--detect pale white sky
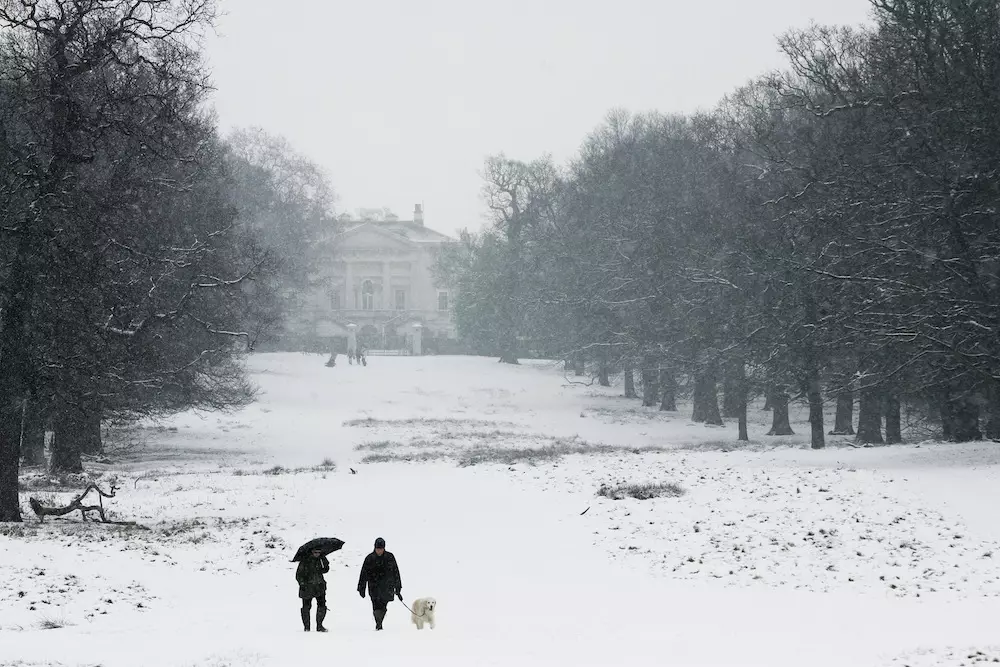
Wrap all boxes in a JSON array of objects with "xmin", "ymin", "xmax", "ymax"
[{"xmin": 205, "ymin": 0, "xmax": 873, "ymax": 238}]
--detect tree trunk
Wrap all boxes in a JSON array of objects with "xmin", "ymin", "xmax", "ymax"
[
  {"xmin": 722, "ymin": 362, "xmax": 742, "ymax": 418},
  {"xmin": 940, "ymin": 388, "xmax": 954, "ymax": 441},
  {"xmin": 856, "ymin": 388, "xmax": 884, "ymax": 444},
  {"xmin": 766, "ymin": 389, "xmax": 794, "ymax": 435},
  {"xmin": 763, "ymin": 391, "xmax": 773, "ymax": 411},
  {"xmin": 692, "ymin": 370, "xmax": 723, "ymax": 425},
  {"xmin": 884, "ymin": 389, "xmax": 902, "ymax": 444},
  {"xmin": 499, "ymin": 346, "xmax": 519, "ymax": 365},
  {"xmin": 623, "ymin": 364, "xmax": 637, "ymax": 399},
  {"xmin": 945, "ymin": 390, "xmax": 982, "ymax": 442},
  {"xmin": 806, "ymin": 368, "xmax": 825, "ymax": 450},
  {"xmin": 20, "ymin": 397, "xmax": 46, "ymax": 468},
  {"xmin": 0, "ymin": 245, "xmax": 36, "ymax": 521},
  {"xmin": 737, "ymin": 362, "xmax": 749, "ymax": 441},
  {"xmin": 984, "ymin": 382, "xmax": 1000, "ymax": 440},
  {"xmin": 641, "ymin": 354, "xmax": 658, "ymax": 407},
  {"xmin": 0, "ymin": 398, "xmax": 22, "ymax": 521},
  {"xmin": 81, "ymin": 405, "xmax": 103, "ymax": 455},
  {"xmin": 659, "ymin": 366, "xmax": 677, "ymax": 411},
  {"xmin": 831, "ymin": 390, "xmax": 855, "ymax": 435},
  {"xmin": 597, "ymin": 349, "xmax": 610, "ymax": 387},
  {"xmin": 49, "ymin": 408, "xmax": 85, "ymax": 475}
]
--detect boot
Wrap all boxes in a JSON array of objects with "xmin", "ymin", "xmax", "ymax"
[
  {"xmin": 374, "ymin": 608, "xmax": 386, "ymax": 630},
  {"xmin": 316, "ymin": 605, "xmax": 328, "ymax": 632},
  {"xmin": 301, "ymin": 608, "xmax": 310, "ymax": 631}
]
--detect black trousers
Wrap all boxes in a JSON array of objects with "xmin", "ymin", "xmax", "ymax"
[{"xmin": 302, "ymin": 595, "xmax": 327, "ymax": 610}]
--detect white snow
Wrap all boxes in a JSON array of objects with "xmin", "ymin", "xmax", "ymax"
[{"xmin": 2, "ymin": 353, "xmax": 1000, "ymax": 666}]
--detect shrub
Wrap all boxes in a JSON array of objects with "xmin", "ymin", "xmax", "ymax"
[{"xmin": 597, "ymin": 482, "xmax": 685, "ymax": 500}]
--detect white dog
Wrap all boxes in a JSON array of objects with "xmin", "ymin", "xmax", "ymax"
[{"xmin": 409, "ymin": 597, "xmax": 437, "ymax": 630}]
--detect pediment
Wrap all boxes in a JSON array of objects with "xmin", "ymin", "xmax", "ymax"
[{"xmin": 337, "ymin": 223, "xmax": 416, "ymax": 251}]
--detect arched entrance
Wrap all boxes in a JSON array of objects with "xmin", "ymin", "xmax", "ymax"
[{"xmin": 361, "ymin": 280, "xmax": 375, "ymax": 310}]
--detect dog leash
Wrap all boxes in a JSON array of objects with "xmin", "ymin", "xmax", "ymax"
[{"xmin": 397, "ymin": 596, "xmax": 425, "ymax": 617}]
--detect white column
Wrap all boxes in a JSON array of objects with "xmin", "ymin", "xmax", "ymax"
[
  {"xmin": 347, "ymin": 323, "xmax": 357, "ymax": 355},
  {"xmin": 411, "ymin": 323, "xmax": 422, "ymax": 355},
  {"xmin": 344, "ymin": 261, "xmax": 353, "ymax": 309},
  {"xmin": 382, "ymin": 261, "xmax": 392, "ymax": 310}
]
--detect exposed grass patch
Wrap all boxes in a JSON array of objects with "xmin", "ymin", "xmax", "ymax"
[
  {"xmin": 361, "ymin": 451, "xmax": 450, "ymax": 464},
  {"xmin": 36, "ymin": 615, "xmax": 73, "ymax": 630},
  {"xmin": 457, "ymin": 445, "xmax": 571, "ymax": 467},
  {"xmin": 597, "ymin": 481, "xmax": 685, "ymax": 500},
  {"xmin": 343, "ymin": 417, "xmax": 517, "ymax": 429},
  {"xmin": 232, "ymin": 461, "xmax": 336, "ymax": 476},
  {"xmin": 355, "ymin": 434, "xmax": 672, "ymax": 467},
  {"xmin": 355, "ymin": 438, "xmax": 463, "ymax": 452},
  {"xmin": 354, "ymin": 440, "xmax": 402, "ymax": 451}
]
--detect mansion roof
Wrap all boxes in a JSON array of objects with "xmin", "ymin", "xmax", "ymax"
[{"xmin": 339, "ymin": 220, "xmax": 453, "ymax": 245}]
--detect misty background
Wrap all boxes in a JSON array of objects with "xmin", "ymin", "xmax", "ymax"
[{"xmin": 204, "ymin": 0, "xmax": 872, "ymax": 235}]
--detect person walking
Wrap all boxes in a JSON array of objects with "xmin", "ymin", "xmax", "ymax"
[
  {"xmin": 296, "ymin": 548, "xmax": 330, "ymax": 632},
  {"xmin": 357, "ymin": 537, "xmax": 402, "ymax": 630}
]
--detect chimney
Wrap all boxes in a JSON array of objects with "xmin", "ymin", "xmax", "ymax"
[{"xmin": 413, "ymin": 204, "xmax": 424, "ymax": 226}]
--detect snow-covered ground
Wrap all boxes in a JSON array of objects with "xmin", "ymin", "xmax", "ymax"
[{"xmin": 2, "ymin": 353, "xmax": 1000, "ymax": 666}]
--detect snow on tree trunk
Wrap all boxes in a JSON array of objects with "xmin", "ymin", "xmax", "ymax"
[
  {"xmin": 659, "ymin": 367, "xmax": 677, "ymax": 411},
  {"xmin": 856, "ymin": 388, "xmax": 884, "ymax": 444},
  {"xmin": 766, "ymin": 389, "xmax": 794, "ymax": 435},
  {"xmin": 573, "ymin": 351, "xmax": 585, "ymax": 377},
  {"xmin": 692, "ymin": 371, "xmax": 723, "ymax": 425},
  {"xmin": 884, "ymin": 390, "xmax": 902, "ymax": 444},
  {"xmin": 831, "ymin": 390, "xmax": 855, "ymax": 435},
  {"xmin": 624, "ymin": 364, "xmax": 637, "ymax": 399}
]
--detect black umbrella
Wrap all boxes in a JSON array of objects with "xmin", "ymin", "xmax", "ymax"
[{"xmin": 291, "ymin": 537, "xmax": 345, "ymax": 562}]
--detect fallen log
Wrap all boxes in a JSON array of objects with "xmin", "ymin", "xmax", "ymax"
[{"xmin": 29, "ymin": 483, "xmax": 131, "ymax": 524}]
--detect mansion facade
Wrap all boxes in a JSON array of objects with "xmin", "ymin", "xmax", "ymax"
[{"xmin": 305, "ymin": 205, "xmax": 458, "ymax": 354}]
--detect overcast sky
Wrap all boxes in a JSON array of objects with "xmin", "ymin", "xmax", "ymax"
[{"xmin": 204, "ymin": 0, "xmax": 873, "ymax": 238}]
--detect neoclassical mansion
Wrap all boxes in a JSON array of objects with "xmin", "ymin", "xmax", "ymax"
[{"xmin": 306, "ymin": 205, "xmax": 457, "ymax": 354}]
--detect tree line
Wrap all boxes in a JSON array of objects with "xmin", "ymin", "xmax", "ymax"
[
  {"xmin": 0, "ymin": 0, "xmax": 335, "ymax": 522},
  {"xmin": 439, "ymin": 0, "xmax": 1000, "ymax": 449}
]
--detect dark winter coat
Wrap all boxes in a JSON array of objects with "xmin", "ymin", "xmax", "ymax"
[
  {"xmin": 357, "ymin": 551, "xmax": 401, "ymax": 605},
  {"xmin": 296, "ymin": 555, "xmax": 330, "ymax": 599}
]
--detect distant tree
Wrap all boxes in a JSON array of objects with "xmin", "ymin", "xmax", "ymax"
[{"xmin": 0, "ymin": 0, "xmax": 260, "ymax": 520}]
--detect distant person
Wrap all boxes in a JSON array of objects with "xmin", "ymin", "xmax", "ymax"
[
  {"xmin": 358, "ymin": 345, "xmax": 367, "ymax": 366},
  {"xmin": 357, "ymin": 537, "xmax": 402, "ymax": 630},
  {"xmin": 296, "ymin": 548, "xmax": 330, "ymax": 632}
]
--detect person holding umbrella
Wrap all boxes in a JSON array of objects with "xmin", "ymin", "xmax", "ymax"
[
  {"xmin": 292, "ymin": 537, "xmax": 345, "ymax": 632},
  {"xmin": 357, "ymin": 537, "xmax": 402, "ymax": 631}
]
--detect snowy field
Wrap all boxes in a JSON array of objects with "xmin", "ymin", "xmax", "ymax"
[{"xmin": 2, "ymin": 353, "xmax": 1000, "ymax": 666}]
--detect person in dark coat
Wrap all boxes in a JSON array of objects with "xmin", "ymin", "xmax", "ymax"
[
  {"xmin": 357, "ymin": 537, "xmax": 402, "ymax": 630},
  {"xmin": 297, "ymin": 548, "xmax": 330, "ymax": 632}
]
